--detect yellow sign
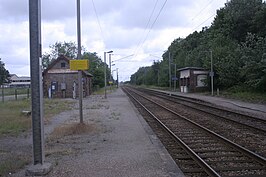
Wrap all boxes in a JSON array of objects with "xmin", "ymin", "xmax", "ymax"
[{"xmin": 70, "ymin": 59, "xmax": 89, "ymax": 70}]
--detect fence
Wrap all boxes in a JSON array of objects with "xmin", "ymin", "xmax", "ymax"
[{"xmin": 1, "ymin": 87, "xmax": 31, "ymax": 102}]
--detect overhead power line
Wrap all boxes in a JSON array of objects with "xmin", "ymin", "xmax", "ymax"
[
  {"xmin": 191, "ymin": 13, "xmax": 216, "ymax": 32},
  {"xmin": 133, "ymin": 0, "xmax": 159, "ymax": 56},
  {"xmin": 133, "ymin": 0, "xmax": 168, "ymax": 59},
  {"xmin": 91, "ymin": 0, "xmax": 105, "ymax": 42},
  {"xmin": 177, "ymin": 0, "xmax": 218, "ymax": 35}
]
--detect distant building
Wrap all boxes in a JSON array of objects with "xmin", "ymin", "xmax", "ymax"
[
  {"xmin": 177, "ymin": 67, "xmax": 209, "ymax": 93},
  {"xmin": 9, "ymin": 74, "xmax": 31, "ymax": 88},
  {"xmin": 43, "ymin": 55, "xmax": 93, "ymax": 98}
]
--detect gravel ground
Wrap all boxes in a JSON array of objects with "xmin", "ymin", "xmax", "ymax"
[{"xmin": 7, "ymin": 88, "xmax": 183, "ymax": 177}]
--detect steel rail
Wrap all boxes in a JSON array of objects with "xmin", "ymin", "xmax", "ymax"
[
  {"xmin": 145, "ymin": 87, "xmax": 266, "ymax": 122},
  {"xmin": 137, "ymin": 87, "xmax": 266, "ymax": 133},
  {"xmin": 123, "ymin": 87, "xmax": 221, "ymax": 177},
  {"xmin": 126, "ymin": 87, "xmax": 266, "ymax": 166}
]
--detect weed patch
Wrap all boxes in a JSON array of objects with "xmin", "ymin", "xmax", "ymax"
[
  {"xmin": 0, "ymin": 98, "xmax": 75, "ymax": 136},
  {"xmin": 49, "ymin": 123, "xmax": 96, "ymax": 140},
  {"xmin": 0, "ymin": 99, "xmax": 31, "ymax": 136},
  {"xmin": 0, "ymin": 154, "xmax": 30, "ymax": 176}
]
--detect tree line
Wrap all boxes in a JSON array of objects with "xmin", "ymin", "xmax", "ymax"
[{"xmin": 130, "ymin": 0, "xmax": 266, "ymax": 93}]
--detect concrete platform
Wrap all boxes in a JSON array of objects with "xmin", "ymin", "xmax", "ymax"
[
  {"xmin": 13, "ymin": 88, "xmax": 184, "ymax": 177},
  {"xmin": 154, "ymin": 89, "xmax": 266, "ymax": 120}
]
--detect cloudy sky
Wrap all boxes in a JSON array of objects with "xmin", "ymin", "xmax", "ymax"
[{"xmin": 0, "ymin": 0, "xmax": 227, "ymax": 81}]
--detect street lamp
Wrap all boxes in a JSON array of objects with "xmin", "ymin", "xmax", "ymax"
[
  {"xmin": 104, "ymin": 50, "xmax": 113, "ymax": 98},
  {"xmin": 109, "ymin": 53, "xmax": 113, "ymax": 83}
]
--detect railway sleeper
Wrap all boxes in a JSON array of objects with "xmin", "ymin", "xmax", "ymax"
[
  {"xmin": 199, "ymin": 153, "xmax": 242, "ymax": 158},
  {"xmin": 213, "ymin": 164, "xmax": 265, "ymax": 170},
  {"xmin": 219, "ymin": 168, "xmax": 266, "ymax": 176},
  {"xmin": 181, "ymin": 167, "xmax": 206, "ymax": 173},
  {"xmin": 193, "ymin": 147, "xmax": 229, "ymax": 153}
]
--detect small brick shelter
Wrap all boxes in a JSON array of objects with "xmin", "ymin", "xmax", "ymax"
[
  {"xmin": 178, "ymin": 67, "xmax": 208, "ymax": 93},
  {"xmin": 43, "ymin": 55, "xmax": 93, "ymax": 98}
]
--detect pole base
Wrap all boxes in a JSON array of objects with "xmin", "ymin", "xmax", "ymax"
[{"xmin": 25, "ymin": 162, "xmax": 52, "ymax": 176}]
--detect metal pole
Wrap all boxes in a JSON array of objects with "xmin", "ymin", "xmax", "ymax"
[
  {"xmin": 210, "ymin": 50, "xmax": 214, "ymax": 96},
  {"xmin": 104, "ymin": 52, "xmax": 107, "ymax": 99},
  {"xmin": 157, "ymin": 69, "xmax": 159, "ymax": 86},
  {"xmin": 109, "ymin": 54, "xmax": 112, "ymax": 82},
  {"xmin": 27, "ymin": 88, "xmax": 30, "ymax": 98},
  {"xmin": 174, "ymin": 64, "xmax": 176, "ymax": 91},
  {"xmin": 1, "ymin": 85, "xmax": 4, "ymax": 102},
  {"xmin": 116, "ymin": 68, "xmax": 119, "ymax": 88},
  {"xmin": 29, "ymin": 0, "xmax": 44, "ymax": 165},
  {"xmin": 109, "ymin": 54, "xmax": 112, "ymax": 90},
  {"xmin": 169, "ymin": 52, "xmax": 171, "ymax": 90},
  {"xmin": 15, "ymin": 89, "xmax": 17, "ymax": 100},
  {"xmin": 77, "ymin": 0, "xmax": 83, "ymax": 123},
  {"xmin": 78, "ymin": 70, "xmax": 83, "ymax": 123},
  {"xmin": 77, "ymin": 0, "xmax": 81, "ymax": 59}
]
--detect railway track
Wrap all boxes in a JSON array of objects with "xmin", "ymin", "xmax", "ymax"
[
  {"xmin": 138, "ymin": 87, "xmax": 266, "ymax": 133},
  {"xmin": 133, "ymin": 87, "xmax": 266, "ymax": 157},
  {"xmin": 122, "ymin": 86, "xmax": 266, "ymax": 177}
]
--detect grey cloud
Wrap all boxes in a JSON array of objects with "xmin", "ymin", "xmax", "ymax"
[
  {"xmin": 0, "ymin": 0, "xmax": 28, "ymax": 21},
  {"xmin": 101, "ymin": 0, "xmax": 195, "ymax": 30}
]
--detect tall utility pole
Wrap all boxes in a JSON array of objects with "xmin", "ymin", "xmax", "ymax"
[
  {"xmin": 174, "ymin": 64, "xmax": 176, "ymax": 91},
  {"xmin": 116, "ymin": 68, "xmax": 119, "ymax": 88},
  {"xmin": 104, "ymin": 52, "xmax": 107, "ymax": 98},
  {"xmin": 210, "ymin": 50, "xmax": 214, "ymax": 96},
  {"xmin": 109, "ymin": 54, "xmax": 112, "ymax": 82},
  {"xmin": 29, "ymin": 0, "xmax": 44, "ymax": 166},
  {"xmin": 104, "ymin": 51, "xmax": 113, "ymax": 98},
  {"xmin": 27, "ymin": 0, "xmax": 51, "ymax": 175},
  {"xmin": 168, "ymin": 52, "xmax": 171, "ymax": 90},
  {"xmin": 77, "ymin": 0, "xmax": 83, "ymax": 123},
  {"xmin": 1, "ymin": 86, "xmax": 4, "ymax": 102}
]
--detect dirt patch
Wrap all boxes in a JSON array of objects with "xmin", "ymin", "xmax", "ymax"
[
  {"xmin": 48, "ymin": 123, "xmax": 96, "ymax": 139},
  {"xmin": 3, "ymin": 93, "xmax": 117, "ymax": 176}
]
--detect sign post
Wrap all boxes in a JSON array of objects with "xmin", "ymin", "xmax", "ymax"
[{"xmin": 70, "ymin": 59, "xmax": 89, "ymax": 124}]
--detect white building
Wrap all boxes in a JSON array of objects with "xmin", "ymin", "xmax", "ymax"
[{"xmin": 9, "ymin": 74, "xmax": 31, "ymax": 88}]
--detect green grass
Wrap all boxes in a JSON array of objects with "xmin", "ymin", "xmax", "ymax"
[
  {"xmin": 220, "ymin": 91, "xmax": 266, "ymax": 104},
  {"xmin": 0, "ymin": 99, "xmax": 31, "ymax": 136},
  {"xmin": 0, "ymin": 98, "xmax": 75, "ymax": 176},
  {"xmin": 0, "ymin": 98, "xmax": 75, "ymax": 136}
]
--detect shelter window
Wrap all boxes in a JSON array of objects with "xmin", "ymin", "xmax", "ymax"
[
  {"xmin": 61, "ymin": 62, "xmax": 66, "ymax": 68},
  {"xmin": 197, "ymin": 75, "xmax": 207, "ymax": 87}
]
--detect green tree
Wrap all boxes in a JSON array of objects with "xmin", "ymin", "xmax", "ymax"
[
  {"xmin": 42, "ymin": 41, "xmax": 80, "ymax": 69},
  {"xmin": 0, "ymin": 58, "xmax": 10, "ymax": 85},
  {"xmin": 239, "ymin": 33, "xmax": 266, "ymax": 91},
  {"xmin": 82, "ymin": 52, "xmax": 106, "ymax": 88}
]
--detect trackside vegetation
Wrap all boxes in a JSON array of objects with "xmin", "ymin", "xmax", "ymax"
[
  {"xmin": 130, "ymin": 0, "xmax": 266, "ymax": 95},
  {"xmin": 0, "ymin": 98, "xmax": 74, "ymax": 136}
]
